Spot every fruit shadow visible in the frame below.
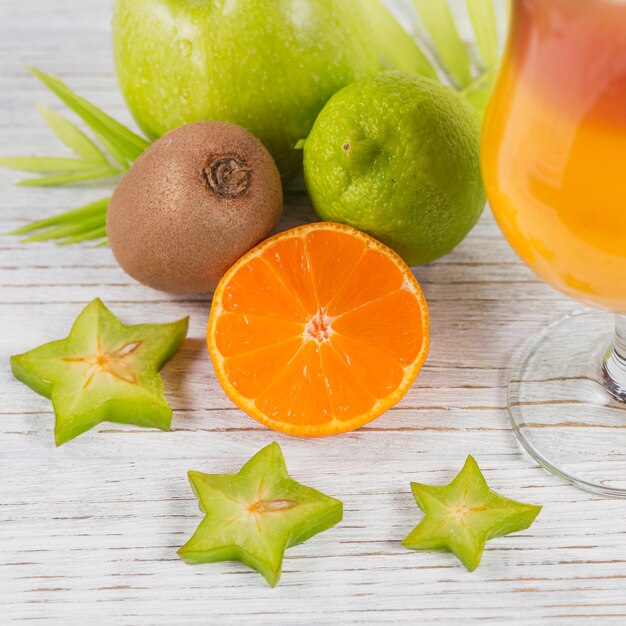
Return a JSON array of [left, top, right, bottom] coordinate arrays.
[[162, 335, 208, 419], [411, 214, 578, 406], [277, 192, 316, 231]]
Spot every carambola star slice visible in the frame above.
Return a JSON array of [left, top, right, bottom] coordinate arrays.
[[11, 298, 188, 446], [402, 455, 542, 571], [178, 442, 343, 586]]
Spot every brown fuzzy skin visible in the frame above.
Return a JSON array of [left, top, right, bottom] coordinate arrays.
[[107, 121, 283, 293]]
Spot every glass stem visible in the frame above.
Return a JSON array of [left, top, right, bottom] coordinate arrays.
[[603, 315, 626, 402]]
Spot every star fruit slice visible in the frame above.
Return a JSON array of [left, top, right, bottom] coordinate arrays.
[[178, 442, 343, 586], [11, 298, 188, 445], [402, 455, 542, 571]]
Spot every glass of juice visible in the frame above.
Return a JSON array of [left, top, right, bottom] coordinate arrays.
[[482, 0, 626, 495]]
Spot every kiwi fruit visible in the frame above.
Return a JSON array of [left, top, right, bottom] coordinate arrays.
[[107, 121, 283, 293]]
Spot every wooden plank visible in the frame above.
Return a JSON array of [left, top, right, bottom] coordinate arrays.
[[1, 0, 625, 624]]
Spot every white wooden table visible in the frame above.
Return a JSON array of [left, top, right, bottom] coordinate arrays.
[[2, 1, 626, 624]]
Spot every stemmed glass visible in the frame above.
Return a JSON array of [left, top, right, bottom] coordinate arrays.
[[481, 0, 626, 495]]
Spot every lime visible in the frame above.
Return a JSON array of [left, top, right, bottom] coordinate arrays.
[[303, 70, 485, 264]]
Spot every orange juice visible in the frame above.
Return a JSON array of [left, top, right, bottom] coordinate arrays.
[[482, 0, 626, 312]]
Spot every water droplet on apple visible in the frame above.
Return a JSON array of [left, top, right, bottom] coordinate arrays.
[[178, 39, 192, 57]]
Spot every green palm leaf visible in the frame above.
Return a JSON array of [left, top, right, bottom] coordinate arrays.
[[0, 157, 97, 172], [465, 0, 499, 70], [16, 166, 121, 187], [9, 197, 110, 245], [36, 104, 109, 165], [361, 0, 438, 80], [28, 67, 150, 166], [413, 0, 473, 88], [411, 0, 500, 115], [9, 197, 110, 236], [364, 0, 501, 118]]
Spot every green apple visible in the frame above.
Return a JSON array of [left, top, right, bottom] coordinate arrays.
[[112, 0, 382, 178]]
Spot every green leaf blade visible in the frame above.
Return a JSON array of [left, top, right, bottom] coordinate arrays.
[[8, 197, 110, 236], [28, 67, 150, 166], [58, 225, 107, 245], [21, 213, 106, 242], [0, 157, 96, 172], [362, 0, 439, 81], [37, 104, 108, 165], [17, 166, 121, 187], [465, 0, 499, 70], [462, 68, 497, 119], [413, 0, 473, 88], [91, 129, 133, 169]]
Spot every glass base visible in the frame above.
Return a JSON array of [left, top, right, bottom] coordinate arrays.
[[509, 310, 626, 497]]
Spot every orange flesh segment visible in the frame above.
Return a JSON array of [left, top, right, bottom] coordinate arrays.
[[328, 333, 405, 399], [255, 342, 333, 427], [221, 255, 308, 322], [326, 248, 405, 316], [332, 289, 424, 366], [222, 338, 302, 399], [209, 223, 429, 437], [319, 342, 377, 421], [262, 236, 319, 315], [304, 228, 365, 307], [214, 312, 303, 357]]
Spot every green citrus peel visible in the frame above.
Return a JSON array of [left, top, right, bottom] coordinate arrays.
[[303, 71, 485, 265], [178, 442, 343, 587], [10, 298, 188, 446], [403, 455, 541, 571]]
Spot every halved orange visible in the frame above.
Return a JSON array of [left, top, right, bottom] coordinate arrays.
[[207, 222, 429, 437]]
